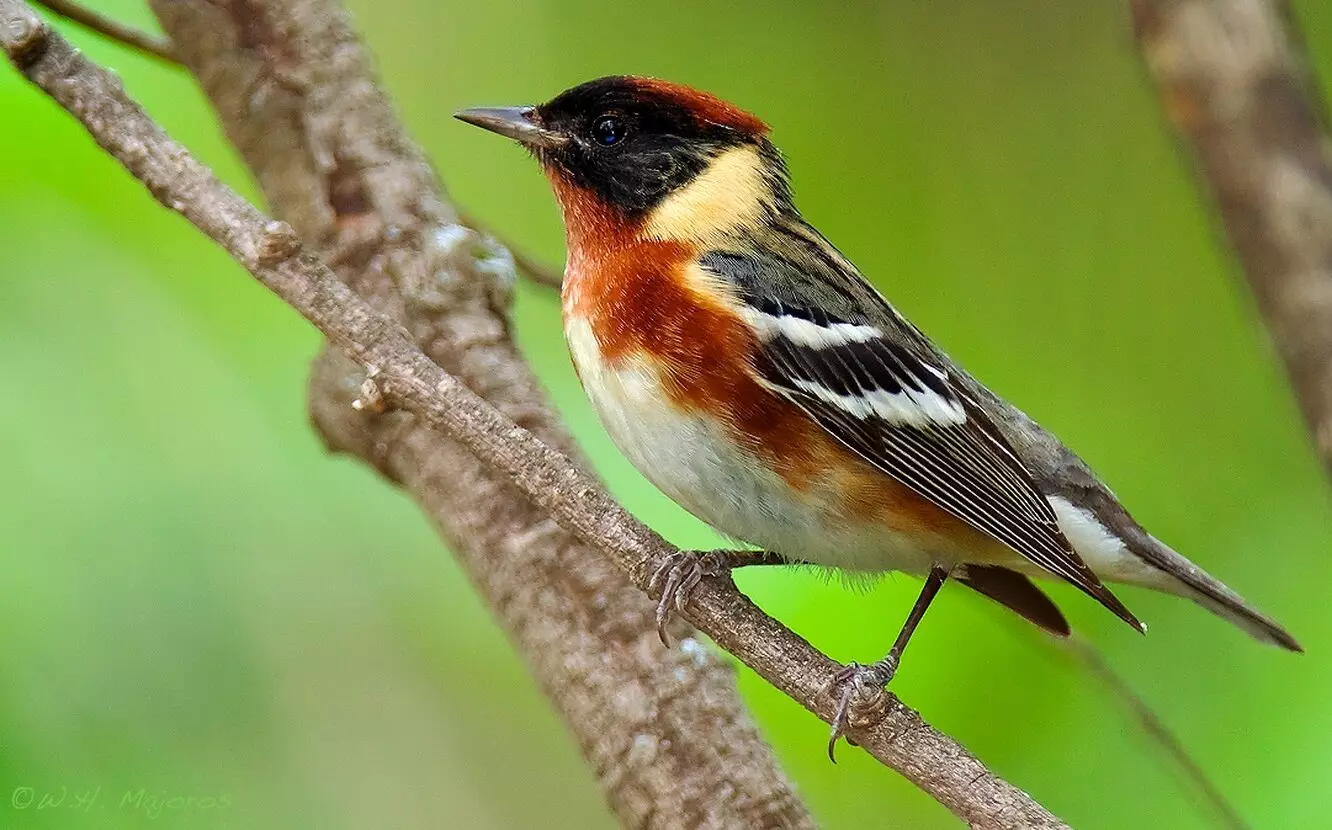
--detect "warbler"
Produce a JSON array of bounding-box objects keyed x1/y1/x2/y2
[{"x1": 457, "y1": 76, "x2": 1300, "y2": 749}]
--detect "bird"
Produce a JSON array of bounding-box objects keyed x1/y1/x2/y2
[{"x1": 456, "y1": 75, "x2": 1302, "y2": 753}]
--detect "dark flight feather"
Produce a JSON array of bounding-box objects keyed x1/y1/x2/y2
[
  {"x1": 958, "y1": 565, "x2": 1071, "y2": 637},
  {"x1": 700, "y1": 220, "x2": 1143, "y2": 632}
]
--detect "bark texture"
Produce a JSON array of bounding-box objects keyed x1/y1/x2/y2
[
  {"x1": 34, "y1": 0, "x2": 175, "y2": 60},
  {"x1": 1134, "y1": 0, "x2": 1332, "y2": 475}
]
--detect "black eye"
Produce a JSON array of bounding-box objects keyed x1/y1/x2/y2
[{"x1": 591, "y1": 115, "x2": 627, "y2": 146}]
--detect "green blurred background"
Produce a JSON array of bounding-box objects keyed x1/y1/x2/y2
[{"x1": 2, "y1": 0, "x2": 1331, "y2": 827}]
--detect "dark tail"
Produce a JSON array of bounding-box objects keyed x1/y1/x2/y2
[{"x1": 1130, "y1": 534, "x2": 1303, "y2": 653}]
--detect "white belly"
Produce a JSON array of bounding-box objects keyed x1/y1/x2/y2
[
  {"x1": 564, "y1": 316, "x2": 944, "y2": 574},
  {"x1": 564, "y1": 313, "x2": 1168, "y2": 595}
]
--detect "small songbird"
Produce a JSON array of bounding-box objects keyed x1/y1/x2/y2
[{"x1": 457, "y1": 76, "x2": 1301, "y2": 750}]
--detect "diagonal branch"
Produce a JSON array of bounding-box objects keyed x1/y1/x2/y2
[
  {"x1": 145, "y1": 0, "x2": 810, "y2": 826},
  {"x1": 31, "y1": 0, "x2": 175, "y2": 62},
  {"x1": 31, "y1": 0, "x2": 566, "y2": 291},
  {"x1": 1, "y1": 2, "x2": 1065, "y2": 827},
  {"x1": 148, "y1": 0, "x2": 814, "y2": 825},
  {"x1": 1132, "y1": 0, "x2": 1332, "y2": 477}
]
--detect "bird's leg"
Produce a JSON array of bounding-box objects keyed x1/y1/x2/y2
[
  {"x1": 648, "y1": 549, "x2": 790, "y2": 646},
  {"x1": 827, "y1": 564, "x2": 951, "y2": 762}
]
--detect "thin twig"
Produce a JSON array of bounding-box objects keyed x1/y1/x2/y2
[
  {"x1": 24, "y1": 1, "x2": 566, "y2": 300},
  {"x1": 459, "y1": 209, "x2": 563, "y2": 289},
  {"x1": 27, "y1": 0, "x2": 562, "y2": 300},
  {"x1": 0, "y1": 5, "x2": 1064, "y2": 826},
  {"x1": 1065, "y1": 637, "x2": 1249, "y2": 830},
  {"x1": 32, "y1": 0, "x2": 176, "y2": 62},
  {"x1": 28, "y1": 0, "x2": 566, "y2": 297}
]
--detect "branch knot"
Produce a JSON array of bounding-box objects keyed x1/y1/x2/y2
[
  {"x1": 256, "y1": 219, "x2": 301, "y2": 266},
  {"x1": 2, "y1": 5, "x2": 47, "y2": 66}
]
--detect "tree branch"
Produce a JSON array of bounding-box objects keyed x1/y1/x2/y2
[
  {"x1": 30, "y1": 0, "x2": 565, "y2": 292},
  {"x1": 44, "y1": 0, "x2": 806, "y2": 826},
  {"x1": 143, "y1": 1, "x2": 816, "y2": 827},
  {"x1": 0, "y1": 2, "x2": 1068, "y2": 826},
  {"x1": 1133, "y1": 0, "x2": 1332, "y2": 477},
  {"x1": 31, "y1": 0, "x2": 175, "y2": 62}
]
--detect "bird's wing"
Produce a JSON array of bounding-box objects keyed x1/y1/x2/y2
[{"x1": 701, "y1": 225, "x2": 1140, "y2": 628}]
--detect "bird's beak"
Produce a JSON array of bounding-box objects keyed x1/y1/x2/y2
[{"x1": 454, "y1": 106, "x2": 568, "y2": 149}]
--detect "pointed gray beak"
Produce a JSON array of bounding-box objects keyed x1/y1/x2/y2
[{"x1": 454, "y1": 106, "x2": 568, "y2": 149}]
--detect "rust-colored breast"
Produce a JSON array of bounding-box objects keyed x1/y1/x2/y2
[
  {"x1": 556, "y1": 198, "x2": 818, "y2": 487},
  {"x1": 553, "y1": 172, "x2": 982, "y2": 542}
]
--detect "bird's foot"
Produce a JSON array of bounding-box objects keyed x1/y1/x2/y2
[
  {"x1": 648, "y1": 550, "x2": 735, "y2": 646},
  {"x1": 825, "y1": 655, "x2": 899, "y2": 763},
  {"x1": 649, "y1": 550, "x2": 781, "y2": 646}
]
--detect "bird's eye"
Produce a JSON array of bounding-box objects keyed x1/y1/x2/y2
[{"x1": 591, "y1": 115, "x2": 627, "y2": 146}]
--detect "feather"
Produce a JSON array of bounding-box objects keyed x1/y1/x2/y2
[
  {"x1": 958, "y1": 565, "x2": 1070, "y2": 637},
  {"x1": 699, "y1": 228, "x2": 1143, "y2": 631}
]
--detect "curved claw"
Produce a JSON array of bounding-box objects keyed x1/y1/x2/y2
[
  {"x1": 825, "y1": 662, "x2": 862, "y2": 763},
  {"x1": 827, "y1": 684, "x2": 855, "y2": 763},
  {"x1": 825, "y1": 658, "x2": 897, "y2": 763},
  {"x1": 648, "y1": 551, "x2": 732, "y2": 647}
]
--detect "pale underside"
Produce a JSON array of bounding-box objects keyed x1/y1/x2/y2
[{"x1": 565, "y1": 316, "x2": 1173, "y2": 590}]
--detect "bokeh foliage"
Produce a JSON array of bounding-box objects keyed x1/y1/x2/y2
[{"x1": 2, "y1": 0, "x2": 1331, "y2": 827}]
